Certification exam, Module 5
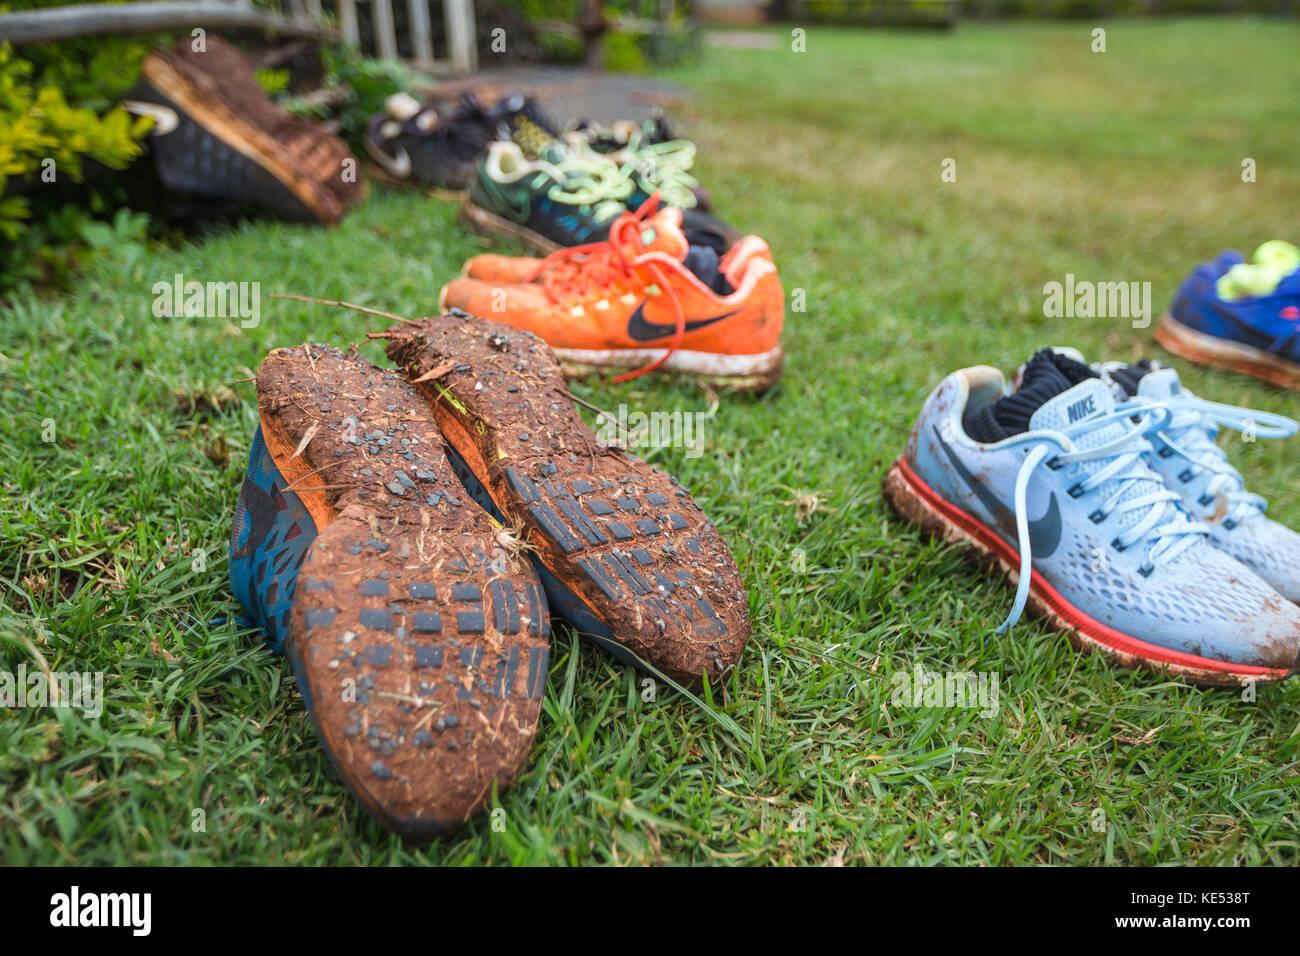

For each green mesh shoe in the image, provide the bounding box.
[459,141,633,254]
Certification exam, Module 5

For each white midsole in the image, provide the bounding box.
[553,345,784,377]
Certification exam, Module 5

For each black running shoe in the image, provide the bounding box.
[488,94,562,158]
[364,93,496,191]
[124,36,365,224]
[364,92,560,191]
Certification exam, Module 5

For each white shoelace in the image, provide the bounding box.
[1143,394,1298,527]
[998,404,1208,633]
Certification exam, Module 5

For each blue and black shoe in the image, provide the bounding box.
[1156,241,1300,389]
[230,344,550,840]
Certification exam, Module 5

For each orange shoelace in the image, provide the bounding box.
[526,195,687,383]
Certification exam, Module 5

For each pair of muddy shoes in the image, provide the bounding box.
[229,311,751,840]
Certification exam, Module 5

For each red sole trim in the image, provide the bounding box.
[890,456,1287,682]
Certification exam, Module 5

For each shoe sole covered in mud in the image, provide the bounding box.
[383,311,752,689]
[255,345,549,840]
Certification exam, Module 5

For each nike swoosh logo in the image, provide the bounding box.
[122,100,179,136]
[626,302,742,342]
[363,137,412,179]
[931,426,1061,559]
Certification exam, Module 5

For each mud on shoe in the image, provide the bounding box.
[883,348,1300,686]
[125,36,365,224]
[232,345,550,839]
[382,312,752,688]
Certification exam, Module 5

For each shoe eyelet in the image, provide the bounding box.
[1046,456,1063,470]
[1138,564,1154,577]
[1223,518,1237,531]
[1197,493,1214,507]
[1110,538,1128,553]
[1157,446,1175,458]
[1068,484,1086,499]
[1177,468,1195,483]
[1088,509,1106,524]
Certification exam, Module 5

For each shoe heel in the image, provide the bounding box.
[458,199,561,255]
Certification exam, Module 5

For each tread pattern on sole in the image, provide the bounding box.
[384,314,752,688]
[257,344,549,839]
[1155,313,1300,391]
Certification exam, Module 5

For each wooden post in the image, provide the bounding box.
[373,0,398,58]
[337,0,359,45]
[445,0,477,74]
[577,0,607,68]
[407,0,433,65]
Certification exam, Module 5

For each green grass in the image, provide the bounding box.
[4,18,1300,865]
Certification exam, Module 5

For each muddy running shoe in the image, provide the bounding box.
[565,129,702,212]
[1098,358,1300,602]
[460,220,770,284]
[882,348,1300,685]
[229,345,550,839]
[364,92,495,190]
[492,94,562,158]
[459,210,749,287]
[570,116,677,154]
[441,202,784,390]
[570,115,714,211]
[383,312,752,688]
[1156,241,1300,389]
[460,140,632,253]
[364,92,559,191]
[123,36,364,224]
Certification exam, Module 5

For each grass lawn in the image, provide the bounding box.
[3,18,1300,865]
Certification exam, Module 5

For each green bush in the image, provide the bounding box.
[536,28,586,62]
[278,44,428,155]
[603,29,650,70]
[0,43,152,243]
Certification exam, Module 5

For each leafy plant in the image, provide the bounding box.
[0,39,155,290]
[278,44,430,154]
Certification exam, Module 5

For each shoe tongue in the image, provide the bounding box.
[1030,378,1169,536]
[623,208,688,261]
[1028,378,1114,433]
[1135,366,1182,401]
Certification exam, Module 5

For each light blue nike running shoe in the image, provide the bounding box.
[1099,359,1300,603]
[883,349,1300,686]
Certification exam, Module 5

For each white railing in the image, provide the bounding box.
[0,0,478,74]
[328,0,478,73]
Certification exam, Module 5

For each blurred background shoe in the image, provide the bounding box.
[124,36,365,225]
[1156,240,1300,389]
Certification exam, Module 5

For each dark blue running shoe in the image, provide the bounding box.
[229,345,550,840]
[1157,241,1300,389]
[229,426,318,653]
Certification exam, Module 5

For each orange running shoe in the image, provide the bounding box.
[439,202,785,391]
[461,231,775,285]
